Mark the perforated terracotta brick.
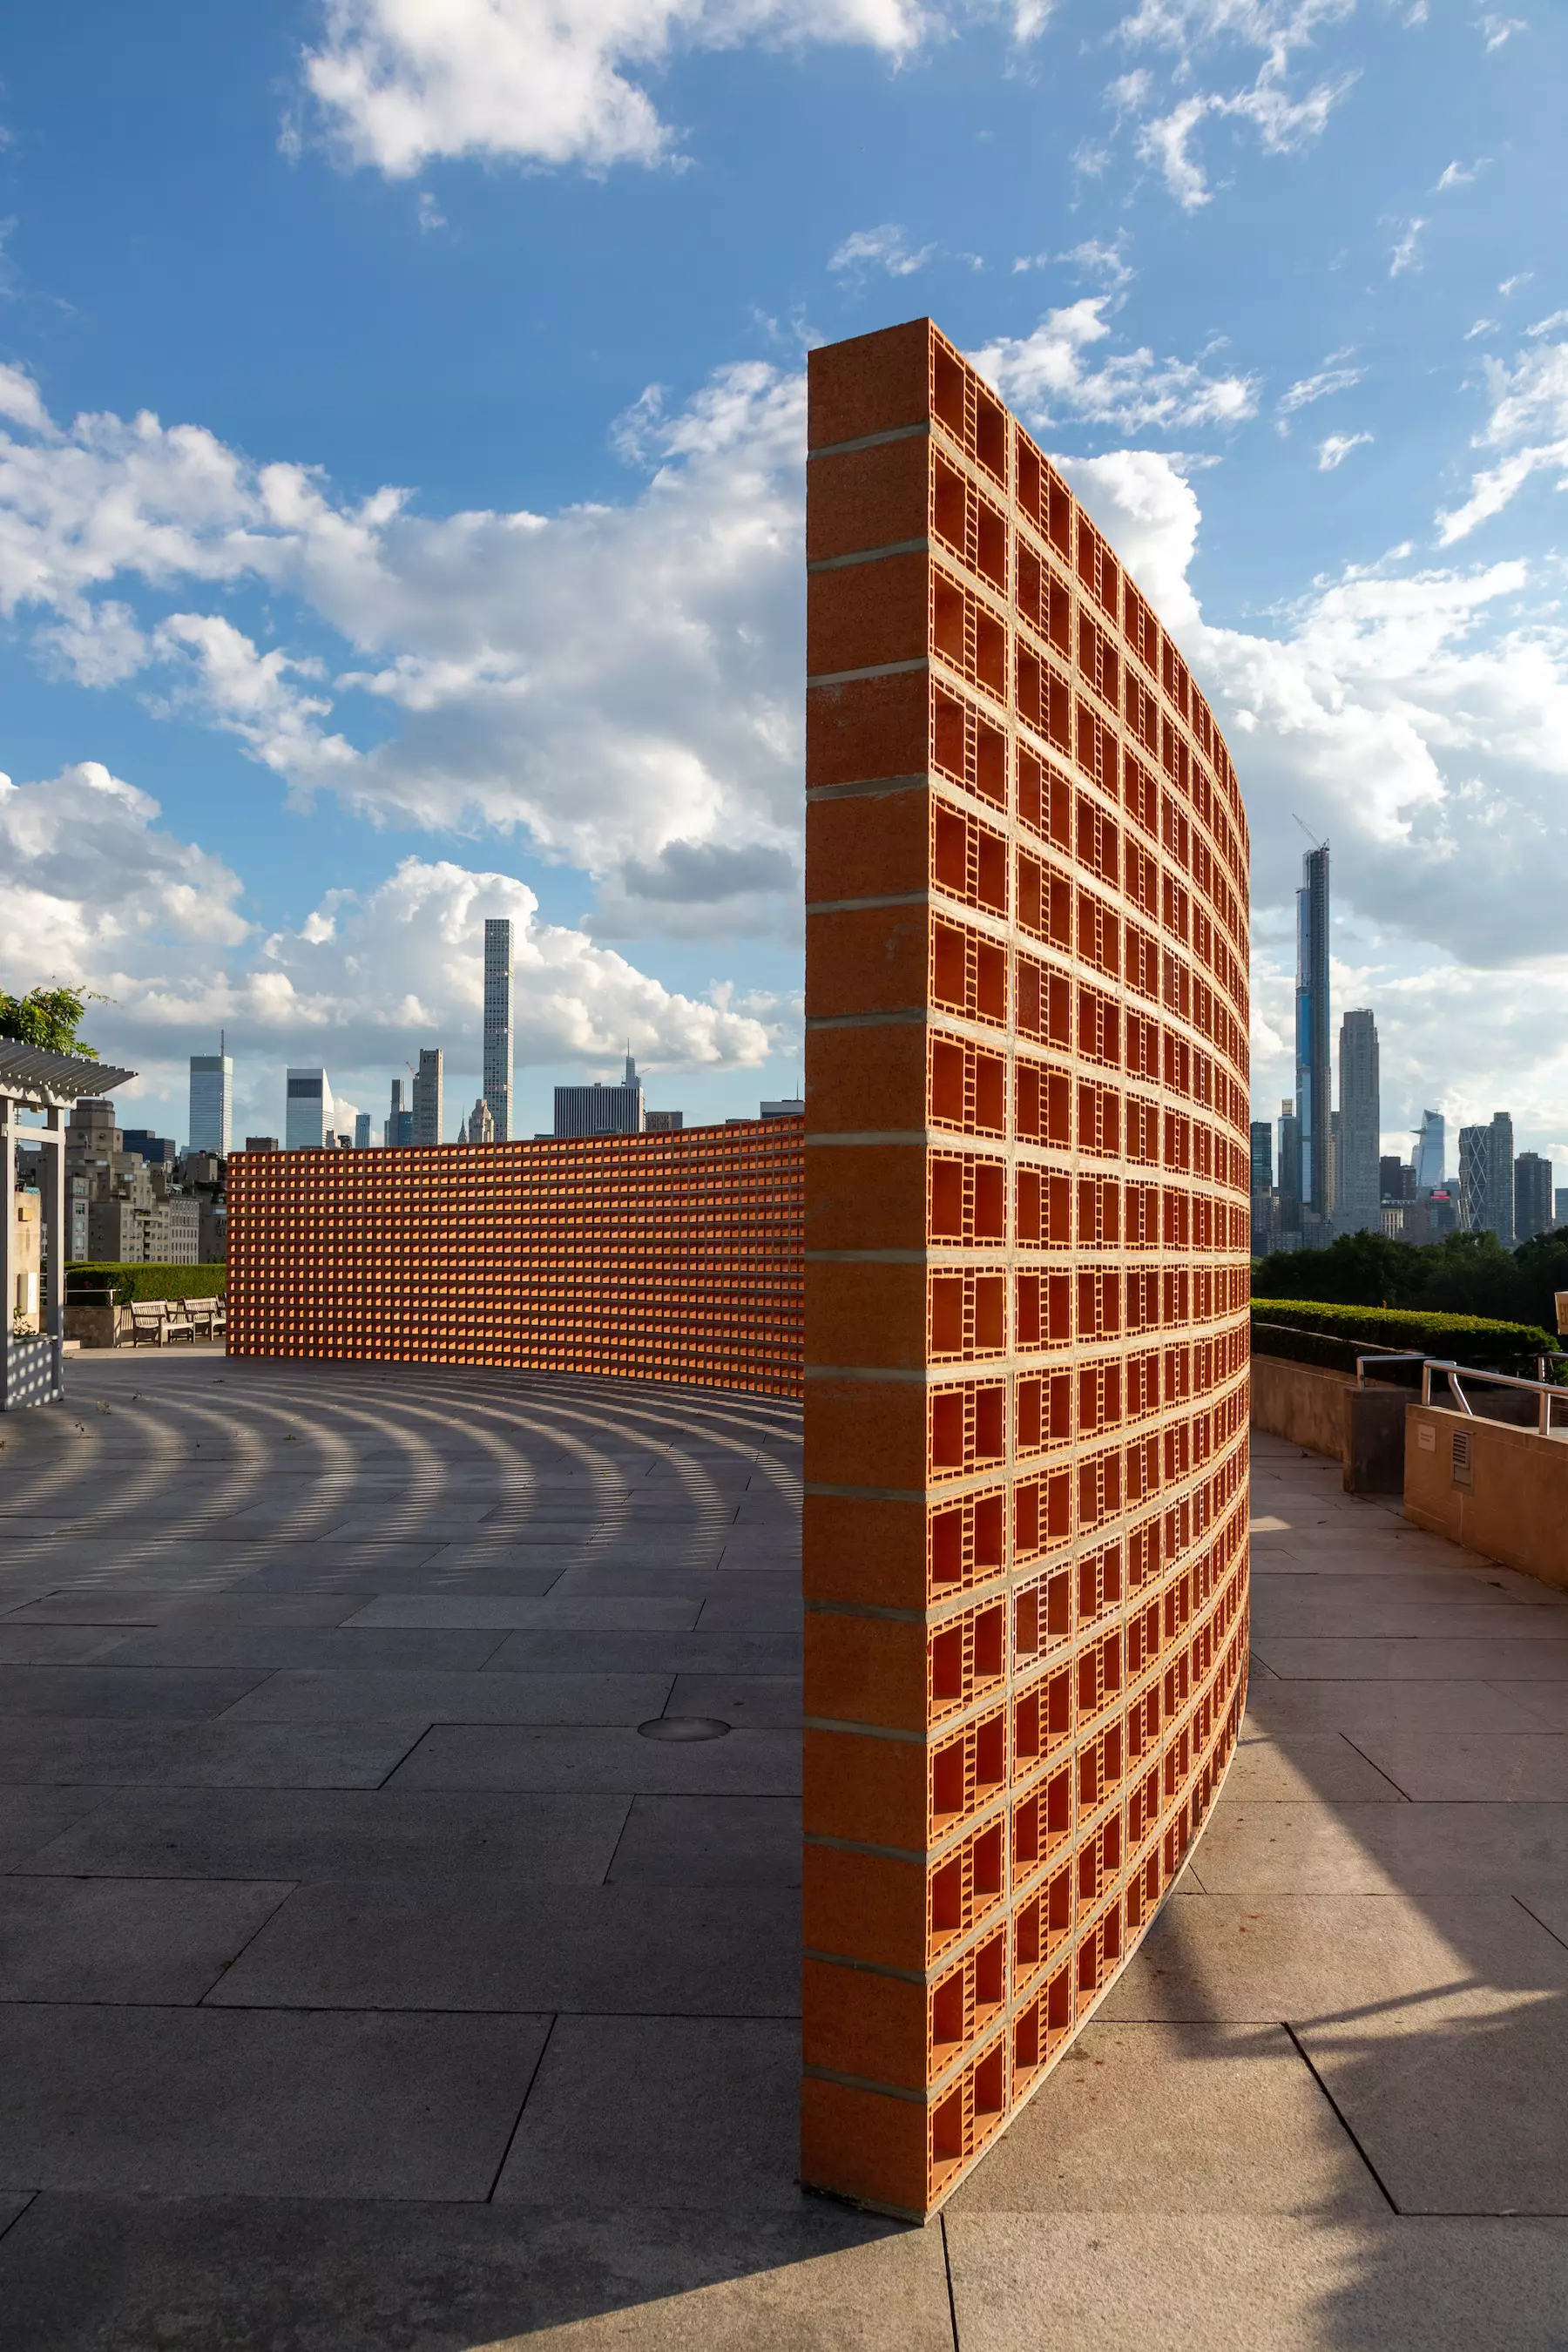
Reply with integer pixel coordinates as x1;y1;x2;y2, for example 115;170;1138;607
801;318;1251;2220
226;1119;803;1398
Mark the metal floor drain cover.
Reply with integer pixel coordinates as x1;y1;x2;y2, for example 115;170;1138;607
638;1715;731;1741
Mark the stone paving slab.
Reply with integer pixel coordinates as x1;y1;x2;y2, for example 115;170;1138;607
1245;1675;1548;1737
0;1715;429;1789
0;1666;270;1718
665;1672;803;1727
22;1786;632;1880
495;2017;801;2208
1225;1733;1408;1803
946;2020;1385;2216
0;2196;950;2352
0;1876;293;2003
86;1627;512;1671
0;2006;550;2198
1296;1966;1568;2214
943;2213;1568;2351
1098;1890;1568;2025
385;1722;802;1794
216;1668;673;1723
205;1880;801;2014
0;1785;112;1870
482;1628;802;1673
605;1794;803;1884
1342;1730;1568;1801
1193;1799;1568;1895
1253;1637;1568;1681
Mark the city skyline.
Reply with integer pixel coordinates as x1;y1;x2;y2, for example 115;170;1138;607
0;16;1563;1168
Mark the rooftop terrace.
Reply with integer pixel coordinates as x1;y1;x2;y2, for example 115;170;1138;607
0;1355;1565;2345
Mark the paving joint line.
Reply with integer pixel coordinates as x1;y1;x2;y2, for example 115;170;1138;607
939;2211;963;2348
1281;2019;1399;2213
484;2011;558;2203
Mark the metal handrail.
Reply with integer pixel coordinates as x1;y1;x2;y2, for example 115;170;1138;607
1419;1357;1565;1438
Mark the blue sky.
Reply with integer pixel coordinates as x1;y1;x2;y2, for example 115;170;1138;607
1;0;1565;1163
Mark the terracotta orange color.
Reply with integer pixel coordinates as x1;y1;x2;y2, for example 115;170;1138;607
226;1117;802;1398
801;318;1251;2220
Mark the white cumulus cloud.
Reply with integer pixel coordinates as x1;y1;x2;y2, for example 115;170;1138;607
972;300;1257;432
300;0;934;176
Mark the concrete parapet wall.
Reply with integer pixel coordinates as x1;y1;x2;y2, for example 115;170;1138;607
1404;1402;1568;1591
1250;1354;1353;1458
1251;1354;1406;1494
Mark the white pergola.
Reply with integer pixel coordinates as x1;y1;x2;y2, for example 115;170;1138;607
1;1041;137;1411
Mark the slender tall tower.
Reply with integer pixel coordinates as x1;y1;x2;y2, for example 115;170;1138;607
1336;1009;1380;1237
1294;845;1331;1227
483;918;513;1143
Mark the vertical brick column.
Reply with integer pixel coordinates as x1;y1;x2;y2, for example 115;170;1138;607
801;319;1253;2219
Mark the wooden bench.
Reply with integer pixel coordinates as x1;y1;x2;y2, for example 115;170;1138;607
127;1300;198;1346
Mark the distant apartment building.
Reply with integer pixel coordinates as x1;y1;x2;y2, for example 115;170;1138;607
120;1129;178;1166
760;1098;806;1119
412;1049;443;1149
1515;1152;1554;1244
1380;1157;1416;1203
555;1054;644;1139
85;1193;200;1266
286;1069;333;1151
242;1136;279;1154
483;918;513;1143
353;1112;372;1148
463;1097;495;1146
189;1051;233;1157
645;1110;684;1132
1558;1187;1568;1230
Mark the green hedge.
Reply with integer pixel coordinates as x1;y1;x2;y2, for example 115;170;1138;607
66;1262;226;1307
1252;1298;1559;1380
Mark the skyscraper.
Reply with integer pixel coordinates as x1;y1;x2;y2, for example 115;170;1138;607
1459;1114;1516;1243
1294;844;1331;1229
384;1078;414;1149
189;1048;233;1157
412;1048;443;1149
1516;1152;1553;1243
1336;1008;1380;1237
1412;1109;1444;1192
1487;1113;1516;1246
1249;1120;1274;1256
555;1053;644;1139
353;1112;372;1149
285;1068;333;1151
483;917;513;1144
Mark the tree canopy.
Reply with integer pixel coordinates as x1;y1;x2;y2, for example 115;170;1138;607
0;985;102;1061
1254;1225;1568;1345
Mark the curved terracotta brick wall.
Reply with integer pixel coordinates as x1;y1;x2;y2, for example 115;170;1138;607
800;318;1252;2219
226;1119;804;1399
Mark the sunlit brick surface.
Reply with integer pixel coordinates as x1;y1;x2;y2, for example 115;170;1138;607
227;1121;803;1398
800;319;1251;2219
